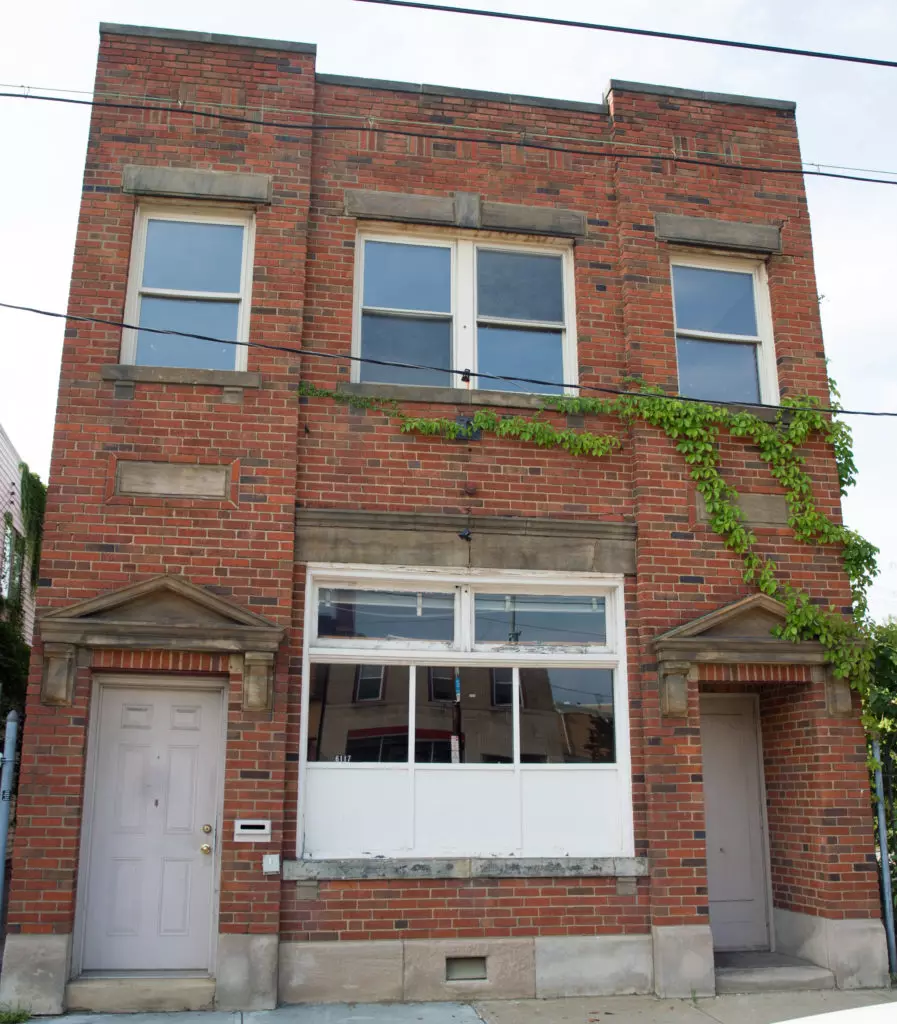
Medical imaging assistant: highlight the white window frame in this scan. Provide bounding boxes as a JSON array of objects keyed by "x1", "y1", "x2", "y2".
[
  {"x1": 351, "y1": 227, "x2": 578, "y2": 394},
  {"x1": 297, "y1": 564, "x2": 632, "y2": 859},
  {"x1": 671, "y1": 253, "x2": 778, "y2": 405},
  {"x1": 121, "y1": 205, "x2": 255, "y2": 371}
]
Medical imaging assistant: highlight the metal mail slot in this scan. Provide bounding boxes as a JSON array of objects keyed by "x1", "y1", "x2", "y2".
[{"x1": 234, "y1": 819, "x2": 272, "y2": 842}]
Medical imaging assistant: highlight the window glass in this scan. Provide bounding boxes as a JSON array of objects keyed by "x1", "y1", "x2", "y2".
[
  {"x1": 475, "y1": 594, "x2": 606, "y2": 646},
  {"x1": 672, "y1": 265, "x2": 757, "y2": 336},
  {"x1": 0, "y1": 522, "x2": 23, "y2": 602},
  {"x1": 415, "y1": 667, "x2": 513, "y2": 764},
  {"x1": 491, "y1": 667, "x2": 514, "y2": 707},
  {"x1": 428, "y1": 667, "x2": 457, "y2": 703},
  {"x1": 363, "y1": 241, "x2": 451, "y2": 312},
  {"x1": 307, "y1": 663, "x2": 409, "y2": 762},
  {"x1": 354, "y1": 665, "x2": 385, "y2": 702},
  {"x1": 476, "y1": 326, "x2": 564, "y2": 393},
  {"x1": 317, "y1": 589, "x2": 455, "y2": 642},
  {"x1": 676, "y1": 337, "x2": 761, "y2": 404},
  {"x1": 136, "y1": 296, "x2": 239, "y2": 369},
  {"x1": 519, "y1": 668, "x2": 615, "y2": 763},
  {"x1": 143, "y1": 220, "x2": 244, "y2": 293},
  {"x1": 477, "y1": 250, "x2": 563, "y2": 322},
  {"x1": 359, "y1": 314, "x2": 452, "y2": 387}
]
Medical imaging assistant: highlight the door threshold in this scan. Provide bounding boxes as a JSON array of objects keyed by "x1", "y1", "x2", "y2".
[
  {"x1": 78, "y1": 969, "x2": 212, "y2": 979},
  {"x1": 67, "y1": 975, "x2": 216, "y2": 1013}
]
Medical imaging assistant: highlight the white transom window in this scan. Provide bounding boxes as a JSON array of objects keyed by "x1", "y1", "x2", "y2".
[
  {"x1": 352, "y1": 230, "x2": 578, "y2": 394},
  {"x1": 298, "y1": 566, "x2": 632, "y2": 860}
]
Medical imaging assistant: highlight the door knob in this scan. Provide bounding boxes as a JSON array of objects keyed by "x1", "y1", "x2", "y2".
[
  {"x1": 200, "y1": 843, "x2": 212, "y2": 855},
  {"x1": 201, "y1": 824, "x2": 213, "y2": 834}
]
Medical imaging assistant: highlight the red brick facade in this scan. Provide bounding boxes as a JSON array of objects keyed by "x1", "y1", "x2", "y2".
[{"x1": 0, "y1": 23, "x2": 886, "y2": 1012}]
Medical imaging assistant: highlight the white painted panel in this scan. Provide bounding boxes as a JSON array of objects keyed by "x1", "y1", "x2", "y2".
[
  {"x1": 414, "y1": 769, "x2": 520, "y2": 857},
  {"x1": 81, "y1": 686, "x2": 222, "y2": 971},
  {"x1": 520, "y1": 768, "x2": 624, "y2": 856},
  {"x1": 303, "y1": 766, "x2": 412, "y2": 858}
]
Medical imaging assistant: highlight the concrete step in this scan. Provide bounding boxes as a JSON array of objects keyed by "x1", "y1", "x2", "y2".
[{"x1": 715, "y1": 951, "x2": 836, "y2": 994}]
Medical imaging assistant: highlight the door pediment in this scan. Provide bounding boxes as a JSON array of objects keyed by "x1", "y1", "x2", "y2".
[
  {"x1": 40, "y1": 574, "x2": 284, "y2": 652},
  {"x1": 653, "y1": 593, "x2": 826, "y2": 665}
]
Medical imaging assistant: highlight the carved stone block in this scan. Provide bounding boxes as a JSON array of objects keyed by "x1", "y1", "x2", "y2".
[
  {"x1": 41, "y1": 644, "x2": 76, "y2": 705},
  {"x1": 243, "y1": 652, "x2": 275, "y2": 711},
  {"x1": 659, "y1": 661, "x2": 692, "y2": 717},
  {"x1": 825, "y1": 675, "x2": 853, "y2": 716}
]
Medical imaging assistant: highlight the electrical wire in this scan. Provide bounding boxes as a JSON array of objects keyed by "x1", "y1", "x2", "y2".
[
  {"x1": 352, "y1": 0, "x2": 897, "y2": 70},
  {"x1": 2, "y1": 299, "x2": 895, "y2": 420},
  {"x1": 4, "y1": 91, "x2": 897, "y2": 188}
]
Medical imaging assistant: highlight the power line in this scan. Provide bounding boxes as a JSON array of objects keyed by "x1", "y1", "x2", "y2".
[
  {"x1": 4, "y1": 90, "x2": 897, "y2": 188},
  {"x1": 2, "y1": 299, "x2": 894, "y2": 420},
  {"x1": 353, "y1": 0, "x2": 897, "y2": 70}
]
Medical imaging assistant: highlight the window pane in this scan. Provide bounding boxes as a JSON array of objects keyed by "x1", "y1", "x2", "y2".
[
  {"x1": 672, "y1": 265, "x2": 757, "y2": 336},
  {"x1": 519, "y1": 668, "x2": 615, "y2": 763},
  {"x1": 477, "y1": 250, "x2": 563, "y2": 322},
  {"x1": 355, "y1": 665, "x2": 385, "y2": 702},
  {"x1": 142, "y1": 220, "x2": 244, "y2": 293},
  {"x1": 475, "y1": 594, "x2": 606, "y2": 646},
  {"x1": 363, "y1": 240, "x2": 451, "y2": 312},
  {"x1": 677, "y1": 337, "x2": 761, "y2": 404},
  {"x1": 415, "y1": 667, "x2": 512, "y2": 763},
  {"x1": 307, "y1": 663, "x2": 409, "y2": 762},
  {"x1": 136, "y1": 296, "x2": 238, "y2": 369},
  {"x1": 476, "y1": 326, "x2": 564, "y2": 394},
  {"x1": 428, "y1": 666, "x2": 457, "y2": 703},
  {"x1": 317, "y1": 589, "x2": 455, "y2": 642},
  {"x1": 360, "y1": 314, "x2": 452, "y2": 387}
]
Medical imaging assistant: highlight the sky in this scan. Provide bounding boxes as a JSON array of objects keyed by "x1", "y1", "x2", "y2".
[{"x1": 2, "y1": 0, "x2": 897, "y2": 617}]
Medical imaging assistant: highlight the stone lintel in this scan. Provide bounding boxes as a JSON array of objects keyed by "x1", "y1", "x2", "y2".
[
  {"x1": 101, "y1": 365, "x2": 262, "y2": 388},
  {"x1": 655, "y1": 639, "x2": 828, "y2": 665},
  {"x1": 656, "y1": 213, "x2": 782, "y2": 254},
  {"x1": 697, "y1": 490, "x2": 790, "y2": 527},
  {"x1": 284, "y1": 856, "x2": 648, "y2": 881},
  {"x1": 122, "y1": 165, "x2": 272, "y2": 204},
  {"x1": 344, "y1": 189, "x2": 586, "y2": 237}
]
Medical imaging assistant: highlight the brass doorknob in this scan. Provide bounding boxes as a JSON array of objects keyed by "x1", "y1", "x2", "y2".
[
  {"x1": 200, "y1": 843, "x2": 212, "y2": 855},
  {"x1": 201, "y1": 824, "x2": 213, "y2": 834}
]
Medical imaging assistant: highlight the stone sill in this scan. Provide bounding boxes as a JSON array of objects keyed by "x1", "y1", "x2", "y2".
[
  {"x1": 101, "y1": 364, "x2": 262, "y2": 388},
  {"x1": 284, "y1": 856, "x2": 648, "y2": 881}
]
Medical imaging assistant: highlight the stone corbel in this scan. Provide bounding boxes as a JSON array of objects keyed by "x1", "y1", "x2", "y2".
[
  {"x1": 659, "y1": 660, "x2": 695, "y2": 717},
  {"x1": 825, "y1": 672, "x2": 854, "y2": 716},
  {"x1": 243, "y1": 651, "x2": 275, "y2": 711},
  {"x1": 41, "y1": 643, "x2": 76, "y2": 706}
]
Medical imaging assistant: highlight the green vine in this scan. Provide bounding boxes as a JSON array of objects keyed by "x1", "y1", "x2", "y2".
[
  {"x1": 18, "y1": 463, "x2": 46, "y2": 592},
  {"x1": 299, "y1": 379, "x2": 879, "y2": 696}
]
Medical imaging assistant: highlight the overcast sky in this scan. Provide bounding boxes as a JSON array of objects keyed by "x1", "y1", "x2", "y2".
[{"x1": 2, "y1": 0, "x2": 896, "y2": 617}]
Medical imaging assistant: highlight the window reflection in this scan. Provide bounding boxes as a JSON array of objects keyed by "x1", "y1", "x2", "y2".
[
  {"x1": 415, "y1": 667, "x2": 513, "y2": 764},
  {"x1": 519, "y1": 668, "x2": 615, "y2": 763},
  {"x1": 307, "y1": 663, "x2": 410, "y2": 763},
  {"x1": 475, "y1": 594, "x2": 606, "y2": 645},
  {"x1": 317, "y1": 589, "x2": 455, "y2": 642}
]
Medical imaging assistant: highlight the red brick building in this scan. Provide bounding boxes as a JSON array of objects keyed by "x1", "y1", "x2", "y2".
[{"x1": 0, "y1": 22, "x2": 888, "y2": 1013}]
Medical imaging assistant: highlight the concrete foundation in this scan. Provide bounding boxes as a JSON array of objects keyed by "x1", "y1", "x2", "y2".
[
  {"x1": 279, "y1": 941, "x2": 404, "y2": 1004},
  {"x1": 0, "y1": 932, "x2": 72, "y2": 1015},
  {"x1": 65, "y1": 978, "x2": 215, "y2": 1013},
  {"x1": 774, "y1": 907, "x2": 890, "y2": 989},
  {"x1": 403, "y1": 938, "x2": 535, "y2": 1002},
  {"x1": 534, "y1": 935, "x2": 653, "y2": 997},
  {"x1": 215, "y1": 933, "x2": 279, "y2": 1010},
  {"x1": 652, "y1": 925, "x2": 716, "y2": 998}
]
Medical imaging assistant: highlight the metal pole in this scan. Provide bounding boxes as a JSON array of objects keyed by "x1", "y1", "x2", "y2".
[
  {"x1": 0, "y1": 710, "x2": 19, "y2": 921},
  {"x1": 872, "y1": 737, "x2": 897, "y2": 973}
]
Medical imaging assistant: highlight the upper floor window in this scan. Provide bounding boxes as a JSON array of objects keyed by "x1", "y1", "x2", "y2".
[
  {"x1": 0, "y1": 518, "x2": 24, "y2": 604},
  {"x1": 671, "y1": 256, "x2": 777, "y2": 405},
  {"x1": 122, "y1": 208, "x2": 254, "y2": 371},
  {"x1": 354, "y1": 233, "x2": 576, "y2": 394}
]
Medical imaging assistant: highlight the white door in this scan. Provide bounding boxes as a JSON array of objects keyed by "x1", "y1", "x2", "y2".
[
  {"x1": 81, "y1": 686, "x2": 223, "y2": 971},
  {"x1": 700, "y1": 694, "x2": 770, "y2": 951}
]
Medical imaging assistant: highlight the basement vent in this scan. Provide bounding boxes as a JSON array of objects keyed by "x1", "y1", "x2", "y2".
[{"x1": 445, "y1": 956, "x2": 487, "y2": 981}]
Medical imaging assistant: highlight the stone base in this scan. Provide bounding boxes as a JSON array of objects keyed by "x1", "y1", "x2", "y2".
[
  {"x1": 65, "y1": 977, "x2": 214, "y2": 1012},
  {"x1": 652, "y1": 924, "x2": 716, "y2": 998},
  {"x1": 535, "y1": 935, "x2": 653, "y2": 997},
  {"x1": 215, "y1": 933, "x2": 278, "y2": 1010},
  {"x1": 279, "y1": 940, "x2": 404, "y2": 1003},
  {"x1": 0, "y1": 933, "x2": 71, "y2": 1015},
  {"x1": 774, "y1": 907, "x2": 890, "y2": 989}
]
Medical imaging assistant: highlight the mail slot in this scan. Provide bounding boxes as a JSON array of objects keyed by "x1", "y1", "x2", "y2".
[{"x1": 233, "y1": 819, "x2": 272, "y2": 842}]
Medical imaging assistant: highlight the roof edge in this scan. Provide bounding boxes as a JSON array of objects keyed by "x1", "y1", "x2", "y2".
[
  {"x1": 607, "y1": 79, "x2": 795, "y2": 112},
  {"x1": 99, "y1": 22, "x2": 317, "y2": 55}
]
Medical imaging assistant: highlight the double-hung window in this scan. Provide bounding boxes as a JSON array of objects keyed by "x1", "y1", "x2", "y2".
[
  {"x1": 355, "y1": 233, "x2": 575, "y2": 394},
  {"x1": 122, "y1": 208, "x2": 254, "y2": 371},
  {"x1": 671, "y1": 256, "x2": 777, "y2": 404},
  {"x1": 0, "y1": 519, "x2": 24, "y2": 604},
  {"x1": 300, "y1": 566, "x2": 632, "y2": 860}
]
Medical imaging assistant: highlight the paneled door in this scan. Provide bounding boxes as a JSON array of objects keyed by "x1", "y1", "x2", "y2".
[
  {"x1": 80, "y1": 685, "x2": 223, "y2": 971},
  {"x1": 700, "y1": 694, "x2": 770, "y2": 951}
]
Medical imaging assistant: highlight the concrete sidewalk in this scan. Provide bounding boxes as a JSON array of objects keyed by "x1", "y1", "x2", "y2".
[{"x1": 61, "y1": 989, "x2": 897, "y2": 1024}]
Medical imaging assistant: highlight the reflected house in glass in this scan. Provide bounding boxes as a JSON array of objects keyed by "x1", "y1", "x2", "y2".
[{"x1": 6, "y1": 22, "x2": 888, "y2": 1017}]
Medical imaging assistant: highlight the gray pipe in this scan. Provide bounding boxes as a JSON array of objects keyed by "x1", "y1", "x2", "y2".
[
  {"x1": 0, "y1": 710, "x2": 18, "y2": 921},
  {"x1": 872, "y1": 737, "x2": 897, "y2": 973}
]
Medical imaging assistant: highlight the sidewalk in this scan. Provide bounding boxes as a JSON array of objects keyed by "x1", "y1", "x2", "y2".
[{"x1": 60, "y1": 989, "x2": 897, "y2": 1024}]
